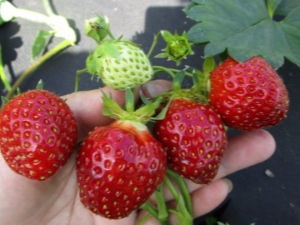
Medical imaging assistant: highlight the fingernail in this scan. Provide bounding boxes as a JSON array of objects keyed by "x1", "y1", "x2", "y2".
[
  {"x1": 222, "y1": 178, "x2": 233, "y2": 193},
  {"x1": 143, "y1": 82, "x2": 169, "y2": 98}
]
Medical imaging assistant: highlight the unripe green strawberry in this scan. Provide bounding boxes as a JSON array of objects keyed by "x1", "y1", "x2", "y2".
[
  {"x1": 87, "y1": 40, "x2": 153, "y2": 90},
  {"x1": 0, "y1": 90, "x2": 78, "y2": 181}
]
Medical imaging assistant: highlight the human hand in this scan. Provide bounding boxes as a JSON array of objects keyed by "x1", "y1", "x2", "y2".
[{"x1": 0, "y1": 80, "x2": 275, "y2": 225}]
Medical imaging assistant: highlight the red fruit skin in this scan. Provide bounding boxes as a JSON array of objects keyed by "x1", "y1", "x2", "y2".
[
  {"x1": 0, "y1": 90, "x2": 78, "y2": 181},
  {"x1": 76, "y1": 120, "x2": 166, "y2": 219},
  {"x1": 154, "y1": 98, "x2": 227, "y2": 184},
  {"x1": 209, "y1": 57, "x2": 289, "y2": 130}
]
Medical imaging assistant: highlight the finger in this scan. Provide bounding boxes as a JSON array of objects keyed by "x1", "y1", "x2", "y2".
[
  {"x1": 136, "y1": 178, "x2": 232, "y2": 225},
  {"x1": 186, "y1": 129, "x2": 276, "y2": 194},
  {"x1": 150, "y1": 129, "x2": 276, "y2": 202},
  {"x1": 216, "y1": 129, "x2": 276, "y2": 179},
  {"x1": 189, "y1": 178, "x2": 232, "y2": 218},
  {"x1": 63, "y1": 80, "x2": 171, "y2": 140}
]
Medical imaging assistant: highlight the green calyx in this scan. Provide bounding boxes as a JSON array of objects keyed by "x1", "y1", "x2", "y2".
[
  {"x1": 157, "y1": 70, "x2": 210, "y2": 105},
  {"x1": 101, "y1": 87, "x2": 163, "y2": 124},
  {"x1": 86, "y1": 39, "x2": 122, "y2": 76},
  {"x1": 84, "y1": 15, "x2": 114, "y2": 43},
  {"x1": 155, "y1": 30, "x2": 194, "y2": 66},
  {"x1": 86, "y1": 38, "x2": 128, "y2": 76}
]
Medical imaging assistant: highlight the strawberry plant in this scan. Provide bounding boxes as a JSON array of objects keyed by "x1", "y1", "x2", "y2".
[
  {"x1": 0, "y1": 0, "x2": 77, "y2": 98},
  {"x1": 0, "y1": 0, "x2": 299, "y2": 224}
]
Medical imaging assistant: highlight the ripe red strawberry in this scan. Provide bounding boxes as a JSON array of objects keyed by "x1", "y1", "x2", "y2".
[
  {"x1": 76, "y1": 120, "x2": 166, "y2": 219},
  {"x1": 154, "y1": 97, "x2": 227, "y2": 184},
  {"x1": 209, "y1": 56, "x2": 289, "y2": 130},
  {"x1": 0, "y1": 90, "x2": 78, "y2": 181}
]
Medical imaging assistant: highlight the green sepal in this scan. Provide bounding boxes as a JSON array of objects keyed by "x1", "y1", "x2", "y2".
[
  {"x1": 1, "y1": 95, "x2": 9, "y2": 106},
  {"x1": 85, "y1": 52, "x2": 98, "y2": 76},
  {"x1": 101, "y1": 87, "x2": 162, "y2": 124},
  {"x1": 94, "y1": 40, "x2": 121, "y2": 59},
  {"x1": 139, "y1": 90, "x2": 151, "y2": 105},
  {"x1": 203, "y1": 56, "x2": 216, "y2": 76},
  {"x1": 161, "y1": 30, "x2": 173, "y2": 42},
  {"x1": 101, "y1": 89, "x2": 126, "y2": 121},
  {"x1": 172, "y1": 70, "x2": 186, "y2": 92},
  {"x1": 134, "y1": 96, "x2": 162, "y2": 122},
  {"x1": 36, "y1": 79, "x2": 44, "y2": 90},
  {"x1": 152, "y1": 96, "x2": 171, "y2": 121}
]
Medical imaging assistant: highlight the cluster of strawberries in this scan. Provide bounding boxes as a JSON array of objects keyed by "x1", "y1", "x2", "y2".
[{"x1": 0, "y1": 16, "x2": 289, "y2": 221}]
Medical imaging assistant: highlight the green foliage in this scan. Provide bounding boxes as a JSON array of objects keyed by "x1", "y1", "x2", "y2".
[
  {"x1": 185, "y1": 0, "x2": 300, "y2": 69},
  {"x1": 85, "y1": 16, "x2": 111, "y2": 43},
  {"x1": 31, "y1": 30, "x2": 53, "y2": 60},
  {"x1": 205, "y1": 216, "x2": 255, "y2": 225},
  {"x1": 155, "y1": 31, "x2": 194, "y2": 65}
]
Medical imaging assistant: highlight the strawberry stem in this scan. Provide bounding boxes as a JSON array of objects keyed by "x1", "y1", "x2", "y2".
[
  {"x1": 5, "y1": 40, "x2": 73, "y2": 99},
  {"x1": 172, "y1": 70, "x2": 186, "y2": 92},
  {"x1": 164, "y1": 176, "x2": 193, "y2": 225},
  {"x1": 136, "y1": 214, "x2": 152, "y2": 225},
  {"x1": 167, "y1": 169, "x2": 192, "y2": 215},
  {"x1": 152, "y1": 66, "x2": 194, "y2": 78},
  {"x1": 147, "y1": 32, "x2": 161, "y2": 58},
  {"x1": 74, "y1": 68, "x2": 88, "y2": 92},
  {"x1": 164, "y1": 175, "x2": 180, "y2": 202},
  {"x1": 140, "y1": 202, "x2": 166, "y2": 224},
  {"x1": 125, "y1": 87, "x2": 135, "y2": 113},
  {"x1": 155, "y1": 184, "x2": 170, "y2": 224}
]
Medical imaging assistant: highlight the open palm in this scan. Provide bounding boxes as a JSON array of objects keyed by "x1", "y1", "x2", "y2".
[{"x1": 0, "y1": 80, "x2": 275, "y2": 225}]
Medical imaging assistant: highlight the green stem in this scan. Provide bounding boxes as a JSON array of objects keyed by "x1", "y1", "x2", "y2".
[
  {"x1": 0, "y1": 45, "x2": 12, "y2": 91},
  {"x1": 152, "y1": 66, "x2": 194, "y2": 78},
  {"x1": 164, "y1": 175, "x2": 180, "y2": 202},
  {"x1": 136, "y1": 214, "x2": 152, "y2": 225},
  {"x1": 125, "y1": 87, "x2": 135, "y2": 113},
  {"x1": 6, "y1": 40, "x2": 72, "y2": 99},
  {"x1": 140, "y1": 201, "x2": 170, "y2": 225},
  {"x1": 107, "y1": 29, "x2": 116, "y2": 40},
  {"x1": 147, "y1": 32, "x2": 161, "y2": 58},
  {"x1": 13, "y1": 7, "x2": 50, "y2": 24},
  {"x1": 140, "y1": 202, "x2": 159, "y2": 221},
  {"x1": 152, "y1": 65, "x2": 175, "y2": 78},
  {"x1": 155, "y1": 184, "x2": 170, "y2": 223},
  {"x1": 43, "y1": 0, "x2": 55, "y2": 16},
  {"x1": 74, "y1": 68, "x2": 88, "y2": 92},
  {"x1": 167, "y1": 169, "x2": 192, "y2": 215},
  {"x1": 266, "y1": 0, "x2": 275, "y2": 19}
]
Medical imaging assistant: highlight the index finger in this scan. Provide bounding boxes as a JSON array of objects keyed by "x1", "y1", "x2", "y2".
[{"x1": 63, "y1": 80, "x2": 172, "y2": 140}]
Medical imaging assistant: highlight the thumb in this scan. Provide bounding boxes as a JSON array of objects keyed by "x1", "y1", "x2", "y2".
[{"x1": 141, "y1": 79, "x2": 172, "y2": 98}]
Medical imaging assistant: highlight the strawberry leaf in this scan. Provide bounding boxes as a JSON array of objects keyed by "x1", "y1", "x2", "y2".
[
  {"x1": 185, "y1": 0, "x2": 300, "y2": 69},
  {"x1": 275, "y1": 0, "x2": 300, "y2": 15},
  {"x1": 31, "y1": 30, "x2": 53, "y2": 60}
]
